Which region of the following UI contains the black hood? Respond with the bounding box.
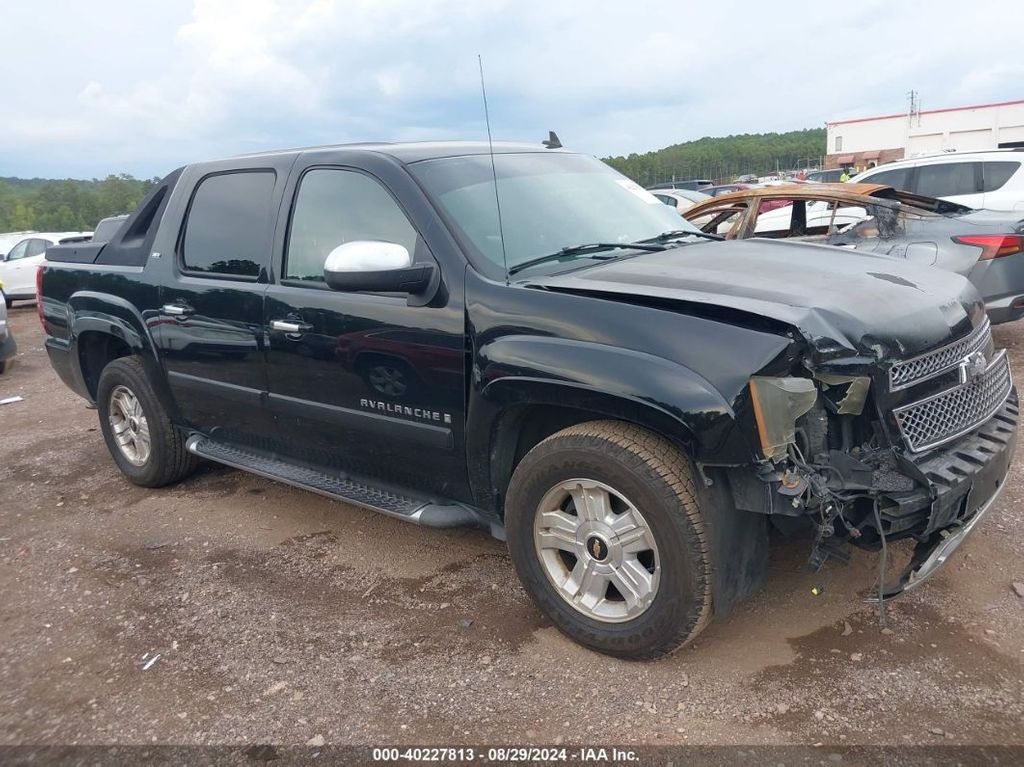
[526,239,985,363]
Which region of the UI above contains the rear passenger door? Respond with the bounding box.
[155,164,285,447]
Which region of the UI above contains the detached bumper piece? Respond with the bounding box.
[872,392,1018,601]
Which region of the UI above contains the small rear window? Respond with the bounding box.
[181,170,276,278]
[981,161,1021,193]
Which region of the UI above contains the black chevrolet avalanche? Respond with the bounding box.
[39,141,1017,659]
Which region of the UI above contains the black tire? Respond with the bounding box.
[505,420,711,660]
[96,356,199,487]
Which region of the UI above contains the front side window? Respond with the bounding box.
[915,162,980,198]
[285,169,418,282]
[181,170,276,278]
[409,153,695,271]
[5,241,29,261]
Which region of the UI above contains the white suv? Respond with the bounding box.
[852,150,1024,211]
[0,232,91,306]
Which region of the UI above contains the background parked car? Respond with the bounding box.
[0,281,15,373]
[0,232,91,306]
[805,168,849,183]
[91,214,129,243]
[651,188,711,213]
[683,182,1024,324]
[853,150,1024,211]
[702,183,752,197]
[646,179,712,191]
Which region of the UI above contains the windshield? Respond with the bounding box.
[408,152,699,273]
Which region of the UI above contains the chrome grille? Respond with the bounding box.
[894,349,1012,452]
[889,318,991,391]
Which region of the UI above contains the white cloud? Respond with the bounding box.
[1,0,1022,177]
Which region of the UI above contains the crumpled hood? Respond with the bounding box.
[526,238,985,362]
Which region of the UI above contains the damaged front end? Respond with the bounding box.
[727,317,1018,601]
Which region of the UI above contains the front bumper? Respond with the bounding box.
[874,390,1018,599]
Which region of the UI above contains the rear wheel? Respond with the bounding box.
[505,420,712,659]
[96,356,199,487]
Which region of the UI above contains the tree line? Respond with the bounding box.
[603,128,827,186]
[0,175,159,233]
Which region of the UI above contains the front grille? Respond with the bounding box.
[894,349,1012,452]
[889,318,991,391]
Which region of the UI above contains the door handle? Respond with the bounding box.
[161,303,194,316]
[270,319,313,334]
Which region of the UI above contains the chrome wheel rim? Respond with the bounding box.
[533,479,660,623]
[108,385,151,467]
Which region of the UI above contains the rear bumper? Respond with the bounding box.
[984,293,1024,325]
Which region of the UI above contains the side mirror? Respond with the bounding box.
[323,241,435,294]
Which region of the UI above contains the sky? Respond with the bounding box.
[2,0,1022,179]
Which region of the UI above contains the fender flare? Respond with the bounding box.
[466,336,743,508]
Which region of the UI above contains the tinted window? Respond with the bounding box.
[26,239,49,257]
[286,169,418,282]
[982,161,1021,192]
[915,162,979,198]
[864,167,911,191]
[181,170,276,278]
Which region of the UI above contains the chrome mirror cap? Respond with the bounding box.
[324,241,412,274]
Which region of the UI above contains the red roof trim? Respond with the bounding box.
[827,98,1024,127]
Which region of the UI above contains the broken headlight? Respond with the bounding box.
[749,376,818,461]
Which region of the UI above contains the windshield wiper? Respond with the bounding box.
[640,229,724,244]
[507,242,666,276]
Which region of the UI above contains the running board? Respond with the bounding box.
[186,435,504,540]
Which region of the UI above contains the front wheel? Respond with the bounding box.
[96,356,199,487]
[505,421,712,660]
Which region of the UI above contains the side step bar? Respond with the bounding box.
[186,435,505,540]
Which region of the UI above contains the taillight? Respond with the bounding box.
[35,265,45,329]
[952,234,1024,260]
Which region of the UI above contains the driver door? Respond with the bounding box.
[264,163,469,500]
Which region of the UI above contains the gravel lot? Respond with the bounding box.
[1,304,1022,748]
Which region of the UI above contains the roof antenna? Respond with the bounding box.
[543,131,562,149]
[478,54,509,285]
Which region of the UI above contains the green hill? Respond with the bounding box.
[0,175,158,232]
[604,128,826,186]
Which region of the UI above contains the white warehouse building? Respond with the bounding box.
[825,99,1024,172]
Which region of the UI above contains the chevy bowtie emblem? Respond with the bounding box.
[959,350,987,384]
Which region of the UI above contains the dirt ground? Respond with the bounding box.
[0,304,1022,748]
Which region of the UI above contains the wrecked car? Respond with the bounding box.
[39,142,1017,659]
[684,182,1024,324]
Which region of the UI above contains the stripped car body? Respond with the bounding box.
[684,183,1024,324]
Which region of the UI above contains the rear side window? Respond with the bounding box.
[915,162,980,198]
[981,161,1021,192]
[26,239,49,257]
[864,167,911,191]
[181,170,276,278]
